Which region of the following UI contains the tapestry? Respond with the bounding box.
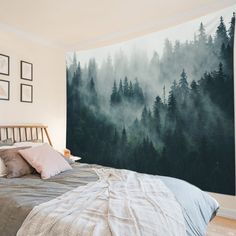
[66,6,235,195]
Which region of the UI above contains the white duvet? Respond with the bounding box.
[17,168,186,236]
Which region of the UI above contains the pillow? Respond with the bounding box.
[19,144,72,179]
[0,158,7,177]
[0,147,34,178]
[0,138,14,147]
[0,145,17,150]
[14,141,43,148]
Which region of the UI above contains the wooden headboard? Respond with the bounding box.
[0,124,52,146]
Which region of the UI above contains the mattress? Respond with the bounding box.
[0,163,218,236]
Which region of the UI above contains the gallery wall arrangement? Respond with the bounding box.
[66,6,235,195]
[0,55,33,103]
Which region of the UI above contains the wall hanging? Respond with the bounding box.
[21,61,33,81]
[0,54,9,76]
[66,6,235,195]
[20,83,33,103]
[0,79,9,100]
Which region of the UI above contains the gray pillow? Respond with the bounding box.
[0,147,34,178]
[0,138,14,147]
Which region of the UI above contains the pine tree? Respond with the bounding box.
[88,58,97,82]
[153,96,162,120]
[71,62,81,106]
[170,80,178,96]
[123,76,129,98]
[163,86,166,105]
[198,22,207,44]
[163,39,173,60]
[179,69,188,88]
[190,80,198,92]
[112,128,119,145]
[134,78,145,105]
[121,127,127,144]
[87,77,98,107]
[149,51,160,78]
[129,81,134,98]
[174,40,181,53]
[110,80,118,106]
[118,79,123,95]
[217,62,225,82]
[148,109,152,123]
[141,105,148,125]
[229,12,235,47]
[167,91,177,119]
[207,35,213,48]
[220,43,226,60]
[153,96,162,133]
[89,77,96,93]
[179,69,189,102]
[215,16,229,52]
[69,52,78,77]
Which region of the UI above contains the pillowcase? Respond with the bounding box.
[0,145,17,150]
[0,147,34,178]
[0,138,14,147]
[0,158,7,177]
[13,141,43,148]
[19,143,72,179]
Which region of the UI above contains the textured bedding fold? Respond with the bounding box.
[17,168,187,236]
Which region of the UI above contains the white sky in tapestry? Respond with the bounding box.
[67,5,234,67]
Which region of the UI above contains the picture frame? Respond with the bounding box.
[0,79,10,101]
[21,61,33,81]
[20,84,33,103]
[0,54,10,76]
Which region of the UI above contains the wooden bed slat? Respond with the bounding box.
[0,124,52,146]
[12,128,15,142]
[36,128,39,140]
[19,128,21,142]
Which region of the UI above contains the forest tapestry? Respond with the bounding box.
[66,7,235,195]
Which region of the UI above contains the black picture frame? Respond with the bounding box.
[20,83,33,103]
[0,54,10,76]
[21,61,33,81]
[0,79,10,101]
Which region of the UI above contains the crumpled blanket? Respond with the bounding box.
[17,168,186,236]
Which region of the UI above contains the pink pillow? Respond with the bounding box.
[19,144,72,179]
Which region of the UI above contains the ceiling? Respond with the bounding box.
[0,0,235,51]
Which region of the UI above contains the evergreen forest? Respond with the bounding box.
[67,13,235,194]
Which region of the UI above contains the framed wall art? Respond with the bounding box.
[20,84,33,103]
[0,54,9,76]
[0,79,10,101]
[21,61,33,81]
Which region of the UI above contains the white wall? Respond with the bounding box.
[0,29,66,151]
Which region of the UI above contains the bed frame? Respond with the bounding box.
[0,124,52,146]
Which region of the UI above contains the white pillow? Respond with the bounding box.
[19,143,72,179]
[0,157,7,177]
[0,145,17,150]
[13,142,44,148]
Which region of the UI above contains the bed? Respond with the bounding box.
[0,125,219,236]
